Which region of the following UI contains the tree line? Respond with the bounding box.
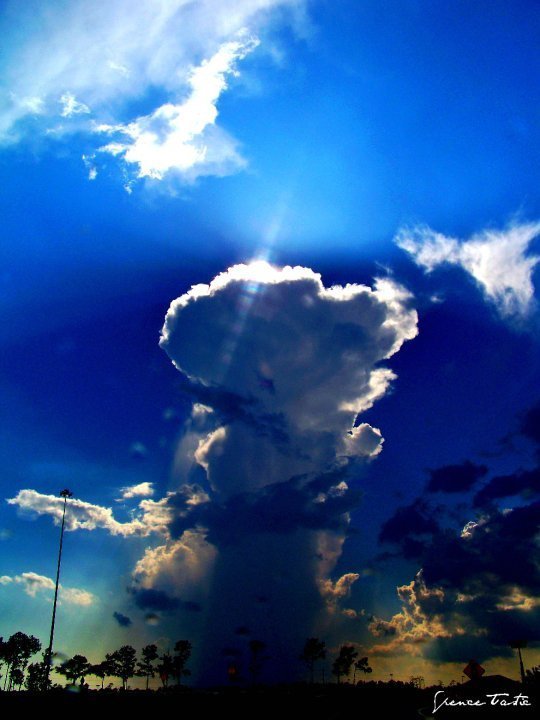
[0,630,376,691]
[0,632,192,692]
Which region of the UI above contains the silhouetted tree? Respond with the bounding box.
[107,645,137,690]
[25,660,49,691]
[157,652,175,688]
[10,667,24,690]
[89,661,108,689]
[353,656,372,683]
[0,637,7,687]
[526,665,540,688]
[1,631,41,690]
[57,654,91,685]
[248,639,268,685]
[332,645,358,684]
[173,640,192,686]
[137,643,159,690]
[300,638,326,684]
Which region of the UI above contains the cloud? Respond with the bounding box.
[144,612,160,625]
[160,261,417,443]
[129,587,201,613]
[371,499,540,662]
[521,401,540,447]
[0,0,307,184]
[154,260,418,682]
[59,587,95,606]
[340,423,384,458]
[426,461,488,494]
[379,500,439,549]
[168,466,364,545]
[60,92,90,118]
[113,611,133,627]
[474,468,540,507]
[7,489,171,537]
[132,530,216,594]
[368,572,451,657]
[97,34,258,182]
[0,571,95,605]
[318,572,360,614]
[118,481,155,500]
[396,222,540,318]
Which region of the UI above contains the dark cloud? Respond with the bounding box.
[427,461,488,493]
[144,612,160,625]
[375,500,540,659]
[424,635,514,664]
[222,646,242,657]
[169,464,362,546]
[130,587,202,613]
[424,502,540,593]
[474,468,540,506]
[379,500,439,545]
[521,401,540,446]
[175,373,289,445]
[369,617,397,637]
[113,611,132,627]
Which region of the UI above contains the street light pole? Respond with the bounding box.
[44,488,73,687]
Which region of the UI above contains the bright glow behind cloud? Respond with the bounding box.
[155,260,419,681]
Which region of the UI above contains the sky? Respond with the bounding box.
[1,0,540,688]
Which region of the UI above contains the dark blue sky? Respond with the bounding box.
[1,0,540,686]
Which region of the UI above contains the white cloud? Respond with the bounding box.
[396,222,540,318]
[132,530,217,594]
[59,586,95,606]
[161,261,418,443]
[340,423,384,458]
[60,92,90,117]
[0,571,95,605]
[119,481,155,500]
[160,259,417,501]
[16,571,55,596]
[7,489,170,537]
[97,34,258,181]
[0,0,307,184]
[158,260,418,648]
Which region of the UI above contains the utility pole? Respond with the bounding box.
[510,640,527,685]
[44,488,73,688]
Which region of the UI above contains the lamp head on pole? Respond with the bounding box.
[60,489,73,499]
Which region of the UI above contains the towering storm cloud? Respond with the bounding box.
[155,261,418,682]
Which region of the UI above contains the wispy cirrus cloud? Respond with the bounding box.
[96,34,258,183]
[0,0,308,186]
[396,221,540,318]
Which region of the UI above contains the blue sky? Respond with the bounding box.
[1,0,540,687]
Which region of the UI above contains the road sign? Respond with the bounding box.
[463,661,485,680]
